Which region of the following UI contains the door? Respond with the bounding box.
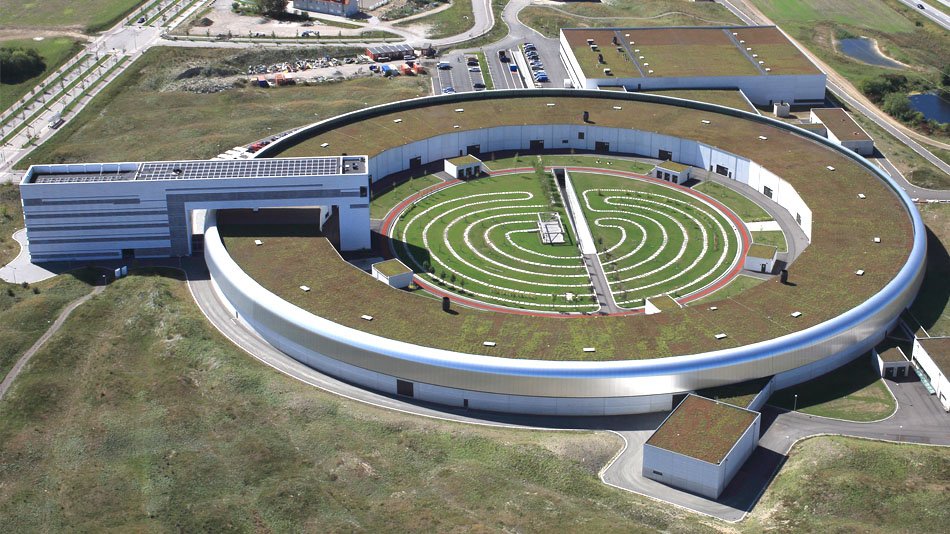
[466,144,481,156]
[715,164,729,176]
[658,149,673,161]
[529,139,544,151]
[396,379,414,397]
[594,141,610,152]
[409,156,422,169]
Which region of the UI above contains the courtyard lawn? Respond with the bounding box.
[768,356,896,421]
[370,174,442,219]
[392,172,596,311]
[487,154,655,175]
[693,180,773,223]
[0,37,84,113]
[570,172,740,307]
[753,230,787,252]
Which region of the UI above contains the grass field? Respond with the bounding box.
[750,0,949,139]
[768,356,896,421]
[395,0,475,40]
[692,181,773,223]
[0,269,98,381]
[0,37,83,113]
[753,230,787,252]
[519,1,741,39]
[0,270,710,532]
[571,172,740,306]
[20,47,431,167]
[747,436,950,532]
[371,173,442,219]
[0,0,145,32]
[910,202,950,336]
[487,154,655,175]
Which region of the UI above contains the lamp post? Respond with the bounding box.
[793,394,798,412]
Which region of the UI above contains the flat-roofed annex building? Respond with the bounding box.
[560,26,826,106]
[809,107,875,157]
[19,156,371,262]
[643,394,761,499]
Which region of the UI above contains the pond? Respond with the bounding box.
[838,37,904,69]
[909,93,950,124]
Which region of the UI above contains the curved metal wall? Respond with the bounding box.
[203,90,927,411]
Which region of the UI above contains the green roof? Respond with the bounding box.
[641,89,756,112]
[656,160,689,173]
[648,295,681,312]
[562,26,819,80]
[251,94,914,361]
[646,395,758,464]
[374,259,412,277]
[918,337,950,376]
[447,154,481,166]
[747,243,777,259]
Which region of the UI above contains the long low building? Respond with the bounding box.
[19,157,371,261]
[560,26,826,106]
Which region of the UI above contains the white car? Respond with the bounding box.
[468,66,481,72]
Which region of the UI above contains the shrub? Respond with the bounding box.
[0,47,46,84]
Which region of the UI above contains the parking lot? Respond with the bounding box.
[431,52,489,94]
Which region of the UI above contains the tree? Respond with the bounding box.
[882,92,913,121]
[0,47,45,84]
[255,0,288,17]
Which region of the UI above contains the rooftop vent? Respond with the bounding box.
[791,311,802,318]
[483,341,496,347]
[613,105,623,110]
[758,135,768,140]
[858,193,866,199]
[454,108,464,112]
[604,68,612,75]
[701,119,711,125]
[254,239,263,246]
[453,125,460,129]
[855,269,865,276]
[393,118,402,123]
[300,285,311,292]
[361,314,373,321]
[643,62,649,67]
[873,237,881,243]
[547,103,556,106]
[648,70,654,74]
[765,67,772,72]
[715,333,728,340]
[709,306,718,311]
[320,142,329,148]
[583,347,596,353]
[827,165,836,171]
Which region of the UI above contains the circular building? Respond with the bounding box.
[203,89,925,416]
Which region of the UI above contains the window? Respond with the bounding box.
[796,213,802,225]
[658,149,673,161]
[578,132,585,140]
[715,164,729,176]
[396,379,414,397]
[652,470,663,476]
[763,186,773,199]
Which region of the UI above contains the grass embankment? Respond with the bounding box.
[395,0,475,40]
[21,46,431,167]
[0,269,99,381]
[747,436,950,532]
[0,270,709,532]
[0,37,83,113]
[690,274,764,306]
[0,184,24,267]
[768,356,895,421]
[0,0,145,33]
[693,181,773,223]
[910,203,950,336]
[519,0,741,38]
[753,230,787,252]
[474,51,493,90]
[371,173,442,219]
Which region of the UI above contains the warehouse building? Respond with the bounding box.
[560,26,826,106]
[365,43,415,62]
[809,107,875,156]
[643,395,761,499]
[912,337,950,411]
[294,0,359,18]
[19,157,371,261]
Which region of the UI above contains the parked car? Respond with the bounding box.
[473,82,486,89]
[437,62,451,69]
[442,86,456,94]
[468,66,481,72]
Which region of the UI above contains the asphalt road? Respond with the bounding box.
[896,0,950,31]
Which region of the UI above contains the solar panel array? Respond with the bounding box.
[32,171,139,184]
[136,158,342,181]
